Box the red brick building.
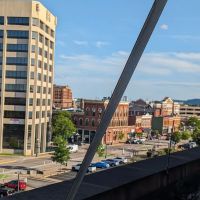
[72,99,134,144]
[53,85,73,109]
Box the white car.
[67,144,78,153]
[113,157,128,164]
[72,164,96,173]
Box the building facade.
[179,104,200,120]
[53,85,73,109]
[0,0,56,155]
[73,99,134,145]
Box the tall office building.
[0,0,57,155]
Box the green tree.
[181,131,191,140]
[52,111,76,139]
[187,117,200,128]
[171,132,181,144]
[118,132,125,141]
[96,144,105,157]
[52,136,70,165]
[192,127,200,145]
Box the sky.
[39,0,200,101]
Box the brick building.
[72,99,134,144]
[53,85,73,109]
[152,97,181,134]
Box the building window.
[50,53,53,60]
[48,99,51,106]
[7,30,29,39]
[5,97,26,106]
[27,125,32,150]
[6,71,27,79]
[39,34,43,43]
[38,60,42,68]
[43,87,46,94]
[0,43,3,51]
[48,88,51,94]
[30,72,34,79]
[45,25,49,34]
[42,111,45,118]
[50,41,54,49]
[32,18,39,26]
[4,111,25,119]
[49,77,52,83]
[0,17,4,25]
[36,99,40,106]
[0,30,3,38]
[45,38,49,46]
[44,63,47,70]
[31,58,35,66]
[49,65,53,72]
[39,47,42,55]
[42,99,46,105]
[36,111,40,119]
[32,31,38,39]
[50,29,54,38]
[79,118,83,126]
[30,85,34,93]
[7,17,29,25]
[43,75,47,82]
[37,86,41,93]
[92,119,95,127]
[7,44,28,52]
[32,45,36,53]
[29,112,32,119]
[44,51,48,58]
[37,73,41,81]
[5,84,26,92]
[6,57,28,65]
[85,119,89,126]
[40,20,44,30]
[29,98,33,106]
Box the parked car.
[67,144,78,153]
[0,187,15,197]
[92,162,110,169]
[4,180,26,191]
[179,142,197,150]
[102,159,120,167]
[72,164,96,173]
[113,157,128,164]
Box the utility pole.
[66,1,168,199]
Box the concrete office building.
[0,0,56,155]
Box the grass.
[0,153,23,156]
[0,174,9,179]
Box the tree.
[192,127,200,145]
[52,111,76,139]
[181,131,191,140]
[52,135,70,165]
[96,144,105,157]
[118,132,125,141]
[171,132,181,144]
[187,117,200,128]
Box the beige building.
[180,104,200,120]
[0,0,56,155]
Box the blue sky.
[40,0,200,101]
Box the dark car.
[4,180,26,191]
[0,187,15,197]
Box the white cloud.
[160,24,168,30]
[55,51,200,99]
[73,40,88,46]
[95,41,109,48]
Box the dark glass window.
[45,38,49,46]
[38,60,42,68]
[7,44,28,52]
[32,18,39,26]
[44,63,47,70]
[39,34,43,43]
[29,98,33,106]
[6,57,28,65]
[7,30,29,39]
[3,124,24,149]
[39,47,42,55]
[4,111,25,119]
[0,17,4,25]
[0,57,2,65]
[32,31,38,39]
[37,73,41,81]
[37,86,41,93]
[43,75,47,82]
[36,111,40,119]
[6,71,27,79]
[7,17,29,25]
[45,25,49,34]
[51,29,54,37]
[50,54,53,60]
[40,21,44,30]
[50,41,54,49]
[5,97,26,106]
[0,43,3,51]
[0,30,3,38]
[5,84,26,92]
[44,51,48,58]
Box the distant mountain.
[174,99,200,106]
